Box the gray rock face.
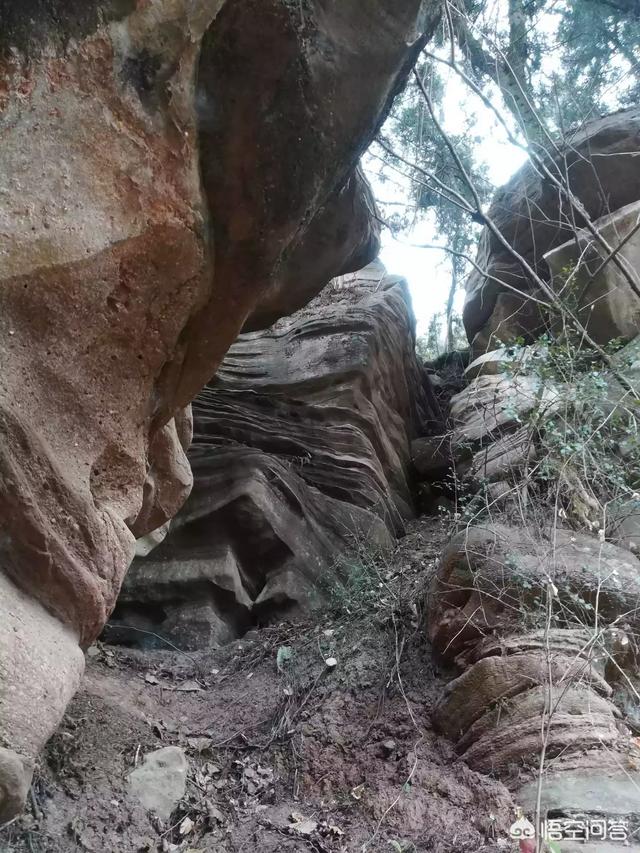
[128,747,188,820]
[411,436,453,481]
[115,265,431,649]
[518,770,640,816]
[424,337,640,782]
[545,199,640,345]
[0,0,441,823]
[427,522,640,775]
[449,372,561,448]
[464,106,640,353]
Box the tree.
[556,0,640,126]
[373,57,491,352]
[445,0,640,140]
[369,0,640,354]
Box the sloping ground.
[0,519,514,853]
[113,265,436,649]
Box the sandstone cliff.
[114,263,433,648]
[0,0,439,823]
[464,106,640,355]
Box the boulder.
[433,657,621,773]
[464,106,640,352]
[606,499,640,551]
[0,0,440,822]
[468,292,543,360]
[411,435,453,481]
[449,374,561,448]
[426,522,640,776]
[545,200,640,346]
[464,426,535,483]
[114,267,430,648]
[464,345,538,381]
[517,770,640,818]
[427,523,640,662]
[0,574,84,824]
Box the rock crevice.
[116,264,433,648]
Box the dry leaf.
[207,802,225,824]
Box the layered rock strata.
[116,264,432,648]
[424,341,640,835]
[0,0,440,823]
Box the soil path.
[0,519,515,852]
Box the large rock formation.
[423,335,640,834]
[427,518,640,835]
[464,107,640,355]
[0,0,441,823]
[114,263,432,648]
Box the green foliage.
[415,311,467,361]
[504,331,640,531]
[376,0,640,257]
[450,0,639,135]
[556,0,640,124]
[381,55,490,267]
[318,553,383,617]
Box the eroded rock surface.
[0,0,440,822]
[427,520,640,818]
[464,106,640,354]
[115,264,432,648]
[417,310,640,835]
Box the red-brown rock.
[0,0,440,822]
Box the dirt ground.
[0,519,518,853]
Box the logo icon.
[509,808,536,841]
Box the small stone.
[381,739,396,757]
[175,680,202,693]
[128,747,188,820]
[179,816,194,835]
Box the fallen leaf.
[187,737,213,753]
[207,802,225,824]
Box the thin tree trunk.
[445,266,457,352]
[450,0,543,146]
